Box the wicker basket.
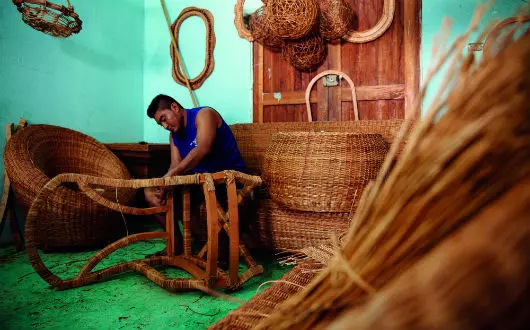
[262,131,389,212]
[210,262,321,330]
[4,124,134,250]
[256,199,351,250]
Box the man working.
[144,95,247,253]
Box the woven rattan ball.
[318,0,356,40]
[264,0,318,40]
[249,7,284,50]
[283,34,327,71]
[13,0,82,38]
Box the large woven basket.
[263,131,389,212]
[256,199,351,250]
[4,124,134,250]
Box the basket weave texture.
[263,132,390,212]
[210,262,321,330]
[257,199,350,250]
[4,124,134,249]
[230,120,408,176]
[13,0,82,38]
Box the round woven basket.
[318,0,356,40]
[283,33,327,71]
[262,131,389,212]
[264,0,318,40]
[257,199,351,250]
[4,124,134,250]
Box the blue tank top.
[171,107,246,174]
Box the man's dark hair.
[146,94,183,118]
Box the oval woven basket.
[4,124,134,250]
[262,131,389,212]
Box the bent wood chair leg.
[25,171,263,293]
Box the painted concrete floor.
[0,239,291,330]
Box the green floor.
[0,239,291,330]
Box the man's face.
[154,103,183,134]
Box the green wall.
[421,0,525,113]
[0,0,145,241]
[143,0,255,143]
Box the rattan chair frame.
[25,171,263,292]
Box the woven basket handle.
[305,70,359,122]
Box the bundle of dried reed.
[254,7,530,329]
[329,177,530,330]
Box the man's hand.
[144,187,166,206]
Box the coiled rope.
[170,7,216,91]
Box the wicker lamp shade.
[264,0,318,40]
[12,0,82,38]
[4,125,134,250]
[249,7,283,50]
[263,132,390,212]
[318,0,356,40]
[283,33,327,71]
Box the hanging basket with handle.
[12,0,82,38]
[262,70,390,212]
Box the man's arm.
[165,132,182,176]
[164,107,220,177]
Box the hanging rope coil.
[169,7,216,91]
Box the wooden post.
[182,187,192,257]
[226,180,240,286]
[165,191,175,256]
[202,182,219,287]
[404,0,422,119]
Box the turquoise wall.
[0,0,145,241]
[143,0,255,143]
[421,0,526,113]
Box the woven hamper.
[256,199,351,250]
[210,262,322,330]
[230,119,407,176]
[4,124,134,250]
[263,131,389,212]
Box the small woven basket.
[4,124,134,250]
[12,0,82,38]
[263,131,389,212]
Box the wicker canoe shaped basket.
[263,131,390,212]
[4,124,134,250]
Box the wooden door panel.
[252,0,420,123]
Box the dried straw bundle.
[254,8,530,330]
[264,0,318,40]
[318,0,356,40]
[329,177,530,330]
[249,7,283,50]
[282,33,327,71]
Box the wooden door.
[252,0,421,123]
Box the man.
[144,94,246,207]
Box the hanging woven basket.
[249,7,283,50]
[283,33,327,71]
[318,0,356,40]
[264,0,318,40]
[12,0,82,38]
[262,131,389,212]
